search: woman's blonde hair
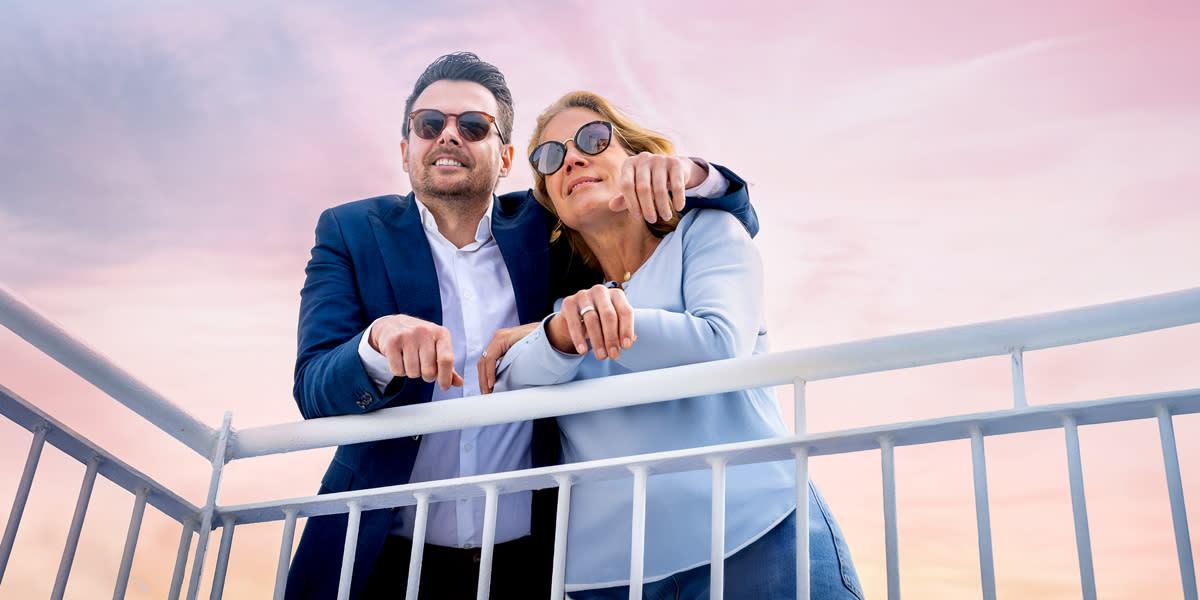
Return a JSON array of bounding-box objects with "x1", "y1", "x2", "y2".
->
[{"x1": 528, "y1": 91, "x2": 681, "y2": 270}]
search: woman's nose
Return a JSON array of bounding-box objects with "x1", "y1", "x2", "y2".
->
[{"x1": 562, "y1": 142, "x2": 589, "y2": 172}]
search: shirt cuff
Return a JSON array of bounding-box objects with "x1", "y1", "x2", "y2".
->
[
  {"x1": 683, "y1": 157, "x2": 730, "y2": 198},
  {"x1": 358, "y1": 319, "x2": 393, "y2": 393}
]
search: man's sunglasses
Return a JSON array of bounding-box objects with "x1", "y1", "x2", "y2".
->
[
  {"x1": 528, "y1": 121, "x2": 613, "y2": 176},
  {"x1": 409, "y1": 109, "x2": 506, "y2": 144}
]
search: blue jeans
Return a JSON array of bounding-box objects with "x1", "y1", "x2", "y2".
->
[{"x1": 569, "y1": 481, "x2": 863, "y2": 600}]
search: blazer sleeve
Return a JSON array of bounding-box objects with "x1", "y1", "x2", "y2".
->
[
  {"x1": 681, "y1": 163, "x2": 758, "y2": 238},
  {"x1": 293, "y1": 208, "x2": 404, "y2": 419}
]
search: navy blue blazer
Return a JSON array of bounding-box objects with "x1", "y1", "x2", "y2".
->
[{"x1": 286, "y1": 167, "x2": 754, "y2": 599}]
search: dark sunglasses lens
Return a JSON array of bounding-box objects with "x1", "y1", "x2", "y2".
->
[
  {"x1": 577, "y1": 122, "x2": 611, "y2": 154},
  {"x1": 530, "y1": 142, "x2": 566, "y2": 175},
  {"x1": 457, "y1": 113, "x2": 493, "y2": 142},
  {"x1": 412, "y1": 111, "x2": 445, "y2": 140}
]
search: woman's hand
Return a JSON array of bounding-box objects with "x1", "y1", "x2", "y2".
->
[
  {"x1": 548, "y1": 285, "x2": 636, "y2": 360},
  {"x1": 477, "y1": 322, "x2": 538, "y2": 394}
]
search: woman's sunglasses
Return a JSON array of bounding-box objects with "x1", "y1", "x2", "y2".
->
[
  {"x1": 528, "y1": 121, "x2": 613, "y2": 176},
  {"x1": 409, "y1": 109, "x2": 505, "y2": 144}
]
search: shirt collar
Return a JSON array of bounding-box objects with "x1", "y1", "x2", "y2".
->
[{"x1": 413, "y1": 197, "x2": 495, "y2": 250}]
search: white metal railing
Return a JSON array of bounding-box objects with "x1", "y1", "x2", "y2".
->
[{"x1": 2, "y1": 282, "x2": 1199, "y2": 600}]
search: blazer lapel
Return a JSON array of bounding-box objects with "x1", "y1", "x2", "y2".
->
[
  {"x1": 492, "y1": 193, "x2": 549, "y2": 324},
  {"x1": 368, "y1": 193, "x2": 443, "y2": 325}
]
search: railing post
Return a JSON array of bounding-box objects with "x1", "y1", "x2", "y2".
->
[
  {"x1": 168, "y1": 518, "x2": 197, "y2": 600},
  {"x1": 209, "y1": 514, "x2": 237, "y2": 600},
  {"x1": 1062, "y1": 415, "x2": 1097, "y2": 600},
  {"x1": 186, "y1": 412, "x2": 234, "y2": 600},
  {"x1": 1010, "y1": 348, "x2": 1028, "y2": 409},
  {"x1": 273, "y1": 507, "x2": 299, "y2": 600},
  {"x1": 406, "y1": 493, "x2": 430, "y2": 600},
  {"x1": 1156, "y1": 405, "x2": 1198, "y2": 600},
  {"x1": 0, "y1": 423, "x2": 49, "y2": 580},
  {"x1": 477, "y1": 485, "x2": 501, "y2": 600},
  {"x1": 968, "y1": 426, "x2": 997, "y2": 600},
  {"x1": 709, "y1": 457, "x2": 727, "y2": 600},
  {"x1": 51, "y1": 454, "x2": 102, "y2": 600},
  {"x1": 550, "y1": 476, "x2": 572, "y2": 600},
  {"x1": 793, "y1": 377, "x2": 807, "y2": 434},
  {"x1": 113, "y1": 486, "x2": 150, "y2": 600},
  {"x1": 880, "y1": 436, "x2": 900, "y2": 600},
  {"x1": 793, "y1": 446, "x2": 811, "y2": 600},
  {"x1": 337, "y1": 501, "x2": 362, "y2": 600},
  {"x1": 629, "y1": 466, "x2": 649, "y2": 600}
]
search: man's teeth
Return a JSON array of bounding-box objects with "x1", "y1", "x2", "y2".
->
[{"x1": 434, "y1": 158, "x2": 464, "y2": 167}]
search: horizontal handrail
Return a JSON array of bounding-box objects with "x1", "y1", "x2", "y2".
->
[
  {"x1": 0, "y1": 384, "x2": 202, "y2": 524},
  {"x1": 219, "y1": 387, "x2": 1200, "y2": 525},
  {"x1": 229, "y1": 286, "x2": 1200, "y2": 460},
  {"x1": 0, "y1": 283, "x2": 216, "y2": 457}
]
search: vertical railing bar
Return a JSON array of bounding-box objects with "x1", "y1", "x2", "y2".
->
[
  {"x1": 793, "y1": 377, "x2": 807, "y2": 435},
  {"x1": 167, "y1": 518, "x2": 197, "y2": 600},
  {"x1": 186, "y1": 412, "x2": 234, "y2": 600},
  {"x1": 273, "y1": 508, "x2": 299, "y2": 600},
  {"x1": 969, "y1": 426, "x2": 997, "y2": 600},
  {"x1": 709, "y1": 457, "x2": 727, "y2": 600},
  {"x1": 793, "y1": 446, "x2": 811, "y2": 600},
  {"x1": 209, "y1": 514, "x2": 236, "y2": 600},
  {"x1": 550, "y1": 476, "x2": 572, "y2": 600},
  {"x1": 113, "y1": 486, "x2": 150, "y2": 600},
  {"x1": 629, "y1": 466, "x2": 649, "y2": 600},
  {"x1": 1156, "y1": 405, "x2": 1198, "y2": 600},
  {"x1": 405, "y1": 493, "x2": 430, "y2": 600},
  {"x1": 477, "y1": 485, "x2": 501, "y2": 600},
  {"x1": 1010, "y1": 348, "x2": 1028, "y2": 409},
  {"x1": 0, "y1": 423, "x2": 49, "y2": 580},
  {"x1": 1063, "y1": 415, "x2": 1097, "y2": 600},
  {"x1": 51, "y1": 454, "x2": 102, "y2": 600},
  {"x1": 336, "y1": 501, "x2": 362, "y2": 600},
  {"x1": 880, "y1": 436, "x2": 901, "y2": 600}
]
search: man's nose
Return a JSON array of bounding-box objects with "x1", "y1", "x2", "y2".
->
[{"x1": 437, "y1": 117, "x2": 463, "y2": 146}]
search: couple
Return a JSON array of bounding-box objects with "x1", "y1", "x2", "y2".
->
[{"x1": 287, "y1": 52, "x2": 862, "y2": 600}]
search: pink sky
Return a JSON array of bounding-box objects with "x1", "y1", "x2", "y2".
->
[{"x1": 1, "y1": 1, "x2": 1199, "y2": 598}]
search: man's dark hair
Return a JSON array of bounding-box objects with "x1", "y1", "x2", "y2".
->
[{"x1": 403, "y1": 51, "x2": 514, "y2": 145}]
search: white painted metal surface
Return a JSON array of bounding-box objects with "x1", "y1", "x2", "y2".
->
[{"x1": 2, "y1": 285, "x2": 1198, "y2": 599}]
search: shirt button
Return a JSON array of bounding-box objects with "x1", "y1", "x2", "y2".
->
[
  {"x1": 463, "y1": 443, "x2": 472, "y2": 452},
  {"x1": 463, "y1": 290, "x2": 473, "y2": 300}
]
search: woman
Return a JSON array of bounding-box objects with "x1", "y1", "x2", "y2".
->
[{"x1": 493, "y1": 91, "x2": 863, "y2": 600}]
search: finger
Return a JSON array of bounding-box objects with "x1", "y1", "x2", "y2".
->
[
  {"x1": 477, "y1": 338, "x2": 504, "y2": 394},
  {"x1": 561, "y1": 297, "x2": 589, "y2": 355},
  {"x1": 386, "y1": 347, "x2": 408, "y2": 379},
  {"x1": 624, "y1": 158, "x2": 652, "y2": 224},
  {"x1": 402, "y1": 337, "x2": 423, "y2": 380},
  {"x1": 435, "y1": 334, "x2": 455, "y2": 391},
  {"x1": 450, "y1": 371, "x2": 463, "y2": 388},
  {"x1": 650, "y1": 157, "x2": 673, "y2": 223},
  {"x1": 609, "y1": 193, "x2": 628, "y2": 213},
  {"x1": 670, "y1": 157, "x2": 687, "y2": 213},
  {"x1": 591, "y1": 287, "x2": 621, "y2": 360},
  {"x1": 611, "y1": 289, "x2": 636, "y2": 350},
  {"x1": 634, "y1": 156, "x2": 656, "y2": 224}
]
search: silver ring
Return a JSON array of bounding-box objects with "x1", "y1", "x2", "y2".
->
[
  {"x1": 578, "y1": 305, "x2": 596, "y2": 321},
  {"x1": 480, "y1": 350, "x2": 488, "y2": 360}
]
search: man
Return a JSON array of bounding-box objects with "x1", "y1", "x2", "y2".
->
[{"x1": 286, "y1": 52, "x2": 756, "y2": 599}]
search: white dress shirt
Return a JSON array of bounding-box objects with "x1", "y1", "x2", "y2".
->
[{"x1": 358, "y1": 162, "x2": 729, "y2": 548}]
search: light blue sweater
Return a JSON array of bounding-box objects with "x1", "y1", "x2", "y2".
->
[{"x1": 495, "y1": 208, "x2": 795, "y2": 590}]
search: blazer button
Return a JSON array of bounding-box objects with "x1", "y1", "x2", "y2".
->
[
  {"x1": 412, "y1": 435, "x2": 421, "y2": 441},
  {"x1": 357, "y1": 392, "x2": 372, "y2": 408}
]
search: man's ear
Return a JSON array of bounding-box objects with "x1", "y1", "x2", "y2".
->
[
  {"x1": 498, "y1": 143, "x2": 515, "y2": 178},
  {"x1": 400, "y1": 139, "x2": 410, "y2": 173}
]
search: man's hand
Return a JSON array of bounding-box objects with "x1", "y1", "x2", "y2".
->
[
  {"x1": 609, "y1": 153, "x2": 706, "y2": 224},
  {"x1": 369, "y1": 315, "x2": 463, "y2": 391},
  {"x1": 548, "y1": 285, "x2": 636, "y2": 360}
]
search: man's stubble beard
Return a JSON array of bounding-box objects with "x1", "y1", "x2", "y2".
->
[{"x1": 411, "y1": 158, "x2": 502, "y2": 219}]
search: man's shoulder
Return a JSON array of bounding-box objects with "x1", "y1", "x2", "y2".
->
[{"x1": 325, "y1": 193, "x2": 410, "y2": 218}]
